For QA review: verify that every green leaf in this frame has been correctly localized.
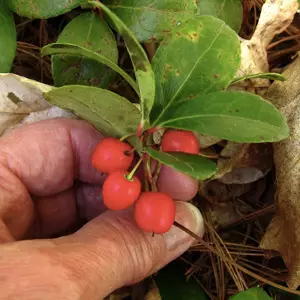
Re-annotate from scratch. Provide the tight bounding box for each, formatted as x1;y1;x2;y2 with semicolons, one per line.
89;1;155;128
7;0;83;18
44;85;141;138
52;12;118;88
231;72;286;85
104;0;198;42
155;261;208;300
197;0;243;32
230;287;272;300
145;147;216;180
42;43;138;94
155;91;290;143
150;16;241;125
0;0;16;72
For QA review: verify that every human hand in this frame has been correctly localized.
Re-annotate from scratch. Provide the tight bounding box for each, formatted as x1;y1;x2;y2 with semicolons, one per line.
0;118;204;300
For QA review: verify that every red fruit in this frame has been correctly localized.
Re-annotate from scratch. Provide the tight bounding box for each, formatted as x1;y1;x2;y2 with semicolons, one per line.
102;171;141;210
134;192;176;234
161;130;199;154
92;138;133;173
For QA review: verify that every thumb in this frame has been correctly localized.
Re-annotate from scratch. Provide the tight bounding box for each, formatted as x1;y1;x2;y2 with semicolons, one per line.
58;201;205;299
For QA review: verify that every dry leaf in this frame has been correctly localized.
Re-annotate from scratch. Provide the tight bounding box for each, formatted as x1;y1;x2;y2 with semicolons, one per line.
260;55;300;289
199;179;253;204
0;73;74;136
210;202;253;228
236;0;298;88
213;142;273;185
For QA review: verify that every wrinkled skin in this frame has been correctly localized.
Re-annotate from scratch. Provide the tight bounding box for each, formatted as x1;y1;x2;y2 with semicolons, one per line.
0;118;204;300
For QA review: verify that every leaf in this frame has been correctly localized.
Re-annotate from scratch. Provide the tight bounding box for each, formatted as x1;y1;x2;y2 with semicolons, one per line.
51;12;118;88
89;1;155;128
145;147;216;180
260;56;300;289
0;73;74;136
0;0;16;72
104;0;198;42
197;0;243;32
42;43;138;94
155;261;208;300
44;85;141;139
154;91;290;143
7;0;83;18
231;72;286;85
230;287;271;300
150;16;241;125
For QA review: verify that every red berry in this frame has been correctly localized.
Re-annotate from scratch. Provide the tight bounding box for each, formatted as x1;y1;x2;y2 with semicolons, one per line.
134;192;176;234
102;171;141;210
92;138;133;173
161;130;199;154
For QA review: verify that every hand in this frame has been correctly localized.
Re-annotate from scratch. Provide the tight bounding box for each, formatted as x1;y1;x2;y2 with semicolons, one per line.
0;118;204;300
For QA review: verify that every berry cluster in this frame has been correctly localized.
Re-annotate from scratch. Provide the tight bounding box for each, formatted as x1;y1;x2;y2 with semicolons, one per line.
91;129;200;234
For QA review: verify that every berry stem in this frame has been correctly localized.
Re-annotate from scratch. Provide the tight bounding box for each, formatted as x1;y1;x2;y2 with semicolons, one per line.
127;158;143;181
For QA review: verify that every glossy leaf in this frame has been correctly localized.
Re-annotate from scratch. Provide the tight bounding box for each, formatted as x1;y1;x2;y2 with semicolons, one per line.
0;0;16;72
52;12;118;88
155;261;208;300
90;1;155;128
155;91;290;143
104;0;198;42
145;147;216;180
231;72;286;85
42;43;138;94
7;0;82;18
230;287;272;300
150;16;241;125
197;0;243;32
44;85;141;138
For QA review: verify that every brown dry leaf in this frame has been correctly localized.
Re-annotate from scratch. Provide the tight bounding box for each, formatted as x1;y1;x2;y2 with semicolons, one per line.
260;55;300;289
0;73;74;136
199;180;253;204
235;0;299;88
213;142;273;185
210;202;253;228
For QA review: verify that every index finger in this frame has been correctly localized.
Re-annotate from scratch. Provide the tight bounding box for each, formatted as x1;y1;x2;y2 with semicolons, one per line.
0;118;105;196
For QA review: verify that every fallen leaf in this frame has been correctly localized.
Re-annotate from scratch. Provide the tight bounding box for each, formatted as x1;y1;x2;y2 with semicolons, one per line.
213;142;273;185
199;180;253;204
210;201;254;228
235;0;298;88
0;73;74;136
260;55;300;289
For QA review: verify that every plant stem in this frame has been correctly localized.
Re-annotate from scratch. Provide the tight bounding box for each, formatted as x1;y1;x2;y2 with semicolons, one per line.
120;133;136;142
127;158;143;181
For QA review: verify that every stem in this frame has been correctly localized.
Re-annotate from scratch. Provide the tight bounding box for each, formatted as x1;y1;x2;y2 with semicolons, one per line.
127;158;143;181
120;133;136;142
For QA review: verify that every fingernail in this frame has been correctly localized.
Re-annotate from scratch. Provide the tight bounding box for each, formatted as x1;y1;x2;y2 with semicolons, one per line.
164;202;205;251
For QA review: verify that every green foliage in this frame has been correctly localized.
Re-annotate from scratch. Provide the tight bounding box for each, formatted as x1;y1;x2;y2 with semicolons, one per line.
197;0;243;32
104;0;198;42
103;0;242;42
90;1;155;128
44;85;141;138
230;287;272;300
51;12;118;88
154;91;289;143
155;261;208;300
42;43;139;94
7;0;83;18
0;0;16;72
145;147;216;180
150;16;241;125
